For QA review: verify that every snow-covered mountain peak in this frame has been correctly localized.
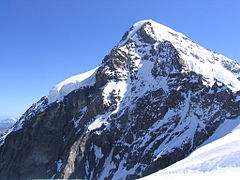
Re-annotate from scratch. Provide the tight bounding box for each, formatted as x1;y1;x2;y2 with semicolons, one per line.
118;19;188;47
117;20;240;92
47;20;240;105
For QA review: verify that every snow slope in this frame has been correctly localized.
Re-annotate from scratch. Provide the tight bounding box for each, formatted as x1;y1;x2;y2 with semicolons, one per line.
142;168;240;180
142;119;240;179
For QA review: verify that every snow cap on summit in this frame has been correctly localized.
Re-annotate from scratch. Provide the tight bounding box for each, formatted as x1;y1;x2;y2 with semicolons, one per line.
118;20;240;92
118;19;187;46
48;20;240;104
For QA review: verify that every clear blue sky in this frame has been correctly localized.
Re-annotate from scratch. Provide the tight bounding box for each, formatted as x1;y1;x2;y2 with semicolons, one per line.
1;0;240;117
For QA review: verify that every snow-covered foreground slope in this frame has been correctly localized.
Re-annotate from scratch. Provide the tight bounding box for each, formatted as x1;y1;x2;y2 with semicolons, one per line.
142;168;240;180
142;120;240;179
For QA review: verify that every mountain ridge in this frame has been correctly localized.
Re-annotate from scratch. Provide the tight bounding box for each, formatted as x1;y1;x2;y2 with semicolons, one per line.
47;20;240;106
0;20;240;179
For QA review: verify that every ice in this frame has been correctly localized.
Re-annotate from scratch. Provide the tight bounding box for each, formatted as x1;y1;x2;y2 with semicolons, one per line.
48;67;98;103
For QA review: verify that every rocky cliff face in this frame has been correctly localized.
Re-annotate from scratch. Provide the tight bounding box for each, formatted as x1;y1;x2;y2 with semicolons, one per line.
1;20;240;180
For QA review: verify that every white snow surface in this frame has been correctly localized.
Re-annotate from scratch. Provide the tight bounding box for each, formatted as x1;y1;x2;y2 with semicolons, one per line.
142;120;240;179
48;67;98;104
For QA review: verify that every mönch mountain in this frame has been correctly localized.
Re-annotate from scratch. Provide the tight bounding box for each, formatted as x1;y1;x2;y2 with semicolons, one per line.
1;20;240;179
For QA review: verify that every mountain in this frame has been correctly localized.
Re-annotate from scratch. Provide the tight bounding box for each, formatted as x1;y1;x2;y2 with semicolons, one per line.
142;121;240;179
0;117;17;135
1;20;240;179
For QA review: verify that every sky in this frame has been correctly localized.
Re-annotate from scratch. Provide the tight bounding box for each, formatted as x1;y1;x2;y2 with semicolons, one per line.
0;0;240;117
